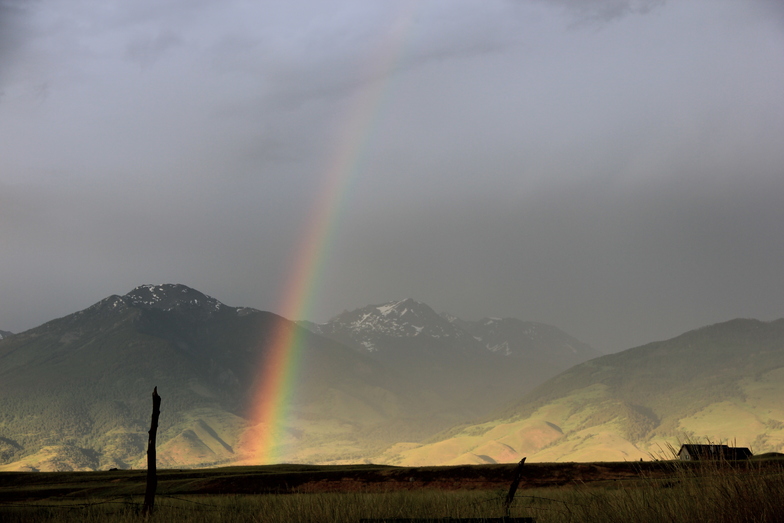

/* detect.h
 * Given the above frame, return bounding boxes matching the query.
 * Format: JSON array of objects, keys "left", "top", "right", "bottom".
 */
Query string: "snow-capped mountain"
[
  {"left": 0, "top": 284, "right": 412, "bottom": 471},
  {"left": 311, "top": 298, "right": 477, "bottom": 352},
  {"left": 0, "top": 284, "right": 602, "bottom": 471},
  {"left": 305, "top": 298, "right": 601, "bottom": 423},
  {"left": 73, "top": 284, "right": 262, "bottom": 324},
  {"left": 124, "top": 283, "right": 234, "bottom": 317},
  {"left": 306, "top": 298, "right": 600, "bottom": 366},
  {"left": 125, "top": 283, "right": 222, "bottom": 308}
]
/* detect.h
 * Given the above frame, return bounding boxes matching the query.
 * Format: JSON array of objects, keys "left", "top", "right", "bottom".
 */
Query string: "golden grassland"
[
  {"left": 383, "top": 369, "right": 784, "bottom": 467},
  {"left": 3, "top": 457, "right": 784, "bottom": 522}
]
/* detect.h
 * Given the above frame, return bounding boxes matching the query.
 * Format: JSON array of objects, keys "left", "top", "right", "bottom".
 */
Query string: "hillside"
[
  {"left": 306, "top": 299, "right": 602, "bottom": 417},
  {"left": 0, "top": 285, "right": 597, "bottom": 471},
  {"left": 310, "top": 299, "right": 599, "bottom": 366},
  {"left": 0, "top": 285, "right": 418, "bottom": 470},
  {"left": 375, "top": 318, "right": 784, "bottom": 465}
]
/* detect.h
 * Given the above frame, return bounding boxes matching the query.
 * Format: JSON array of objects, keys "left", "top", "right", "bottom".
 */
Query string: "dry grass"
[
  {"left": 550, "top": 459, "right": 784, "bottom": 522},
  {"left": 0, "top": 491, "right": 505, "bottom": 522},
  {"left": 4, "top": 459, "right": 784, "bottom": 522}
]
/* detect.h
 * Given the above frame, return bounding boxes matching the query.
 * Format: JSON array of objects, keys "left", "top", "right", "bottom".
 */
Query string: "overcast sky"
[{"left": 1, "top": 0, "right": 783, "bottom": 352}]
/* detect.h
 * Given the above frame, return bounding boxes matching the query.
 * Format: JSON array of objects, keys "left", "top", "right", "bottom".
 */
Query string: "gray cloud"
[
  {"left": 125, "top": 30, "right": 181, "bottom": 69},
  {"left": 0, "top": 0, "right": 783, "bottom": 352},
  {"left": 539, "top": 0, "right": 665, "bottom": 22},
  {"left": 0, "top": 0, "right": 32, "bottom": 79}
]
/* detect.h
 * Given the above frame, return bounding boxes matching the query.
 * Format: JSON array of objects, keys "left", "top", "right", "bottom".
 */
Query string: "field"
[{"left": 2, "top": 459, "right": 784, "bottom": 522}]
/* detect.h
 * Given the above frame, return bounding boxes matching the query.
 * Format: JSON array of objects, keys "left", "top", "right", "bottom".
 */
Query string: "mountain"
[
  {"left": 0, "top": 330, "right": 12, "bottom": 340},
  {"left": 0, "top": 285, "right": 419, "bottom": 471},
  {"left": 311, "top": 299, "right": 477, "bottom": 352},
  {"left": 375, "top": 318, "right": 784, "bottom": 465},
  {"left": 443, "top": 315, "right": 599, "bottom": 365},
  {"left": 0, "top": 286, "right": 597, "bottom": 471},
  {"left": 310, "top": 299, "right": 599, "bottom": 363},
  {"left": 304, "top": 299, "right": 601, "bottom": 419}
]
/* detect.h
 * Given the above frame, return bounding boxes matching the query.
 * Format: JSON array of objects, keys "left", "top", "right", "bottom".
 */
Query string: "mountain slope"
[
  {"left": 0, "top": 285, "right": 416, "bottom": 470},
  {"left": 0, "top": 286, "right": 601, "bottom": 471},
  {"left": 316, "top": 299, "right": 471, "bottom": 351},
  {"left": 306, "top": 299, "right": 601, "bottom": 420},
  {"left": 445, "top": 316, "right": 600, "bottom": 365},
  {"left": 376, "top": 318, "right": 784, "bottom": 465}
]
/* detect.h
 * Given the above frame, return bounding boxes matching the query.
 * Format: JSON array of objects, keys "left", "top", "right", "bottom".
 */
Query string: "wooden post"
[
  {"left": 142, "top": 387, "right": 161, "bottom": 516},
  {"left": 504, "top": 457, "right": 526, "bottom": 518}
]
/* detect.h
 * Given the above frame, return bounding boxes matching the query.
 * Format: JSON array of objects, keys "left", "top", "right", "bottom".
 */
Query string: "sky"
[{"left": 1, "top": 0, "right": 783, "bottom": 353}]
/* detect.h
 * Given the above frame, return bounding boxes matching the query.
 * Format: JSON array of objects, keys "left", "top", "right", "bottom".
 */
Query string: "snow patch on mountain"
[
  {"left": 487, "top": 341, "right": 512, "bottom": 356},
  {"left": 307, "top": 300, "right": 599, "bottom": 364},
  {"left": 125, "top": 284, "right": 224, "bottom": 312},
  {"left": 321, "top": 298, "right": 467, "bottom": 345},
  {"left": 117, "top": 284, "right": 256, "bottom": 321}
]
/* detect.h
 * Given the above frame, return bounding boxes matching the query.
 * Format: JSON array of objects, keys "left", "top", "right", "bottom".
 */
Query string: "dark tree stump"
[{"left": 142, "top": 387, "right": 161, "bottom": 516}]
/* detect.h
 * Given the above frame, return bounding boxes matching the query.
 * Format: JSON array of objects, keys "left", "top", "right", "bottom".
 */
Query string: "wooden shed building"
[{"left": 677, "top": 444, "right": 752, "bottom": 461}]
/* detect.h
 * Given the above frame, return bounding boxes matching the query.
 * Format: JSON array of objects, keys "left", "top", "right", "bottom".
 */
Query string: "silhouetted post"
[
  {"left": 504, "top": 457, "right": 526, "bottom": 518},
  {"left": 142, "top": 387, "right": 161, "bottom": 516}
]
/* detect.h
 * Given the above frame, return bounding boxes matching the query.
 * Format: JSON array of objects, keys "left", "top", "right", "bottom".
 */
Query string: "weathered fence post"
[
  {"left": 504, "top": 457, "right": 527, "bottom": 518},
  {"left": 142, "top": 386, "right": 161, "bottom": 516}
]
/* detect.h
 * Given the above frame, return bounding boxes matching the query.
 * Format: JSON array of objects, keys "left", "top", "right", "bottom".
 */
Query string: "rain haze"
[{"left": 1, "top": 0, "right": 783, "bottom": 352}]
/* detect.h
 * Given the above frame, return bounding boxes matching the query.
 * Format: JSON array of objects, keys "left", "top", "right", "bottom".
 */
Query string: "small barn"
[{"left": 677, "top": 444, "right": 752, "bottom": 461}]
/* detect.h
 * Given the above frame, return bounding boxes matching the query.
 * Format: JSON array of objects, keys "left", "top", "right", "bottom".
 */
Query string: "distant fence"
[{"left": 359, "top": 459, "right": 536, "bottom": 522}]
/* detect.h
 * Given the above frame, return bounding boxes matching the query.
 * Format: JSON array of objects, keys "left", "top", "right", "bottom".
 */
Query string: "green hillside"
[{"left": 376, "top": 318, "right": 784, "bottom": 465}]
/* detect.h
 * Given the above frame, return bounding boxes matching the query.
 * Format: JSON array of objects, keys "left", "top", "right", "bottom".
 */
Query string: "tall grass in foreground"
[
  {"left": 0, "top": 491, "right": 501, "bottom": 523},
  {"left": 550, "top": 459, "right": 784, "bottom": 523},
  {"left": 4, "top": 462, "right": 784, "bottom": 522}
]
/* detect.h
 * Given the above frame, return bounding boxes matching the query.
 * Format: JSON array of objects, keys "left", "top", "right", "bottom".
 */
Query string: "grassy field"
[{"left": 2, "top": 459, "right": 784, "bottom": 522}]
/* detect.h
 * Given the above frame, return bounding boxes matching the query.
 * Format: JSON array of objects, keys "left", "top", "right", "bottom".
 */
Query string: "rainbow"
[{"left": 244, "top": 3, "right": 417, "bottom": 465}]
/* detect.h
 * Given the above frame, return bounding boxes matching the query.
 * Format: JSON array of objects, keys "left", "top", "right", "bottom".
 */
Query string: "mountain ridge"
[
  {"left": 0, "top": 284, "right": 409, "bottom": 470},
  {"left": 0, "top": 284, "right": 599, "bottom": 471},
  {"left": 6, "top": 284, "right": 773, "bottom": 471},
  {"left": 375, "top": 317, "right": 784, "bottom": 466},
  {"left": 305, "top": 298, "right": 601, "bottom": 365},
  {"left": 301, "top": 298, "right": 602, "bottom": 422}
]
